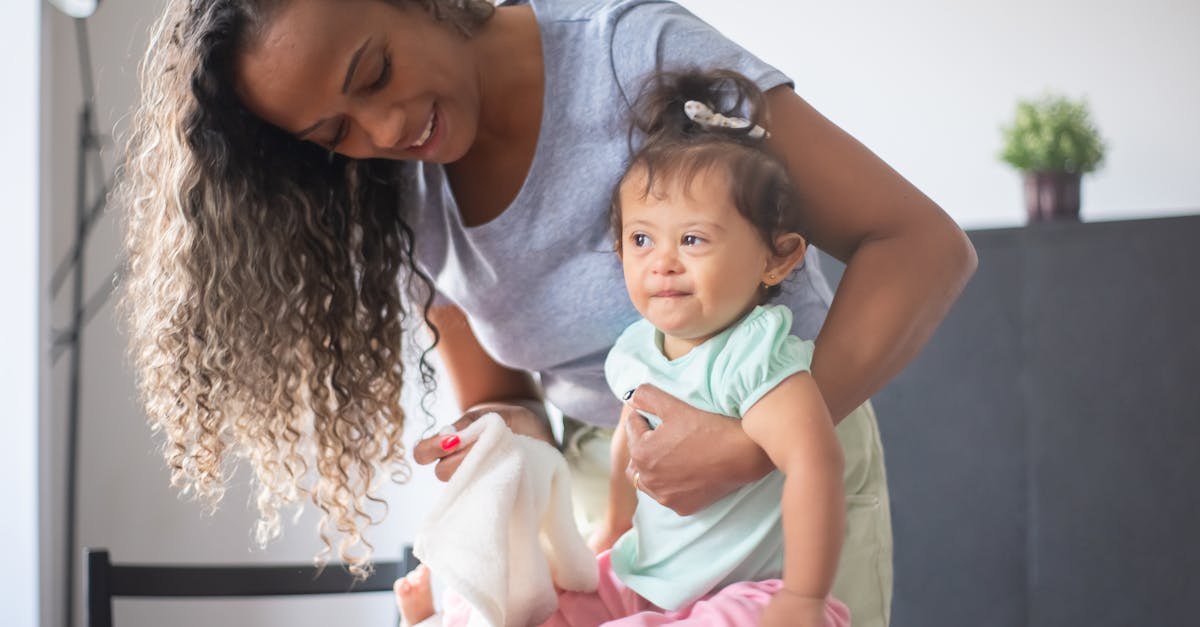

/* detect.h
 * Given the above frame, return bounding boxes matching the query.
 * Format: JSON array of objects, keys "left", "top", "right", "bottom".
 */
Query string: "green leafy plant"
[{"left": 1000, "top": 93, "right": 1106, "bottom": 173}]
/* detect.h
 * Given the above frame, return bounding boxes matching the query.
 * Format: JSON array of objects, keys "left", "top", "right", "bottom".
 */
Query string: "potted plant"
[{"left": 1000, "top": 93, "right": 1107, "bottom": 222}]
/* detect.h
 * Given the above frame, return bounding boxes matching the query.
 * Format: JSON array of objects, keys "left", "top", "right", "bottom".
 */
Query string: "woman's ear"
[{"left": 761, "top": 233, "right": 807, "bottom": 286}]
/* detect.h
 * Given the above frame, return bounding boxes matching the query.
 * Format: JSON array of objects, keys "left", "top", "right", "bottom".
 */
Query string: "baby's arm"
[
  {"left": 589, "top": 403, "right": 640, "bottom": 553},
  {"left": 741, "top": 372, "right": 845, "bottom": 626}
]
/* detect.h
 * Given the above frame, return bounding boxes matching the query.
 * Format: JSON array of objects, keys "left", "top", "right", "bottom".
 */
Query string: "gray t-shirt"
[{"left": 408, "top": 0, "right": 835, "bottom": 428}]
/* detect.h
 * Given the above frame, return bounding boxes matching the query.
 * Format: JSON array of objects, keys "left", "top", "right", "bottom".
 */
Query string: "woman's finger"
[
  {"left": 432, "top": 443, "right": 474, "bottom": 482},
  {"left": 624, "top": 405, "right": 652, "bottom": 442},
  {"left": 408, "top": 415, "right": 472, "bottom": 463},
  {"left": 626, "top": 459, "right": 656, "bottom": 501},
  {"left": 627, "top": 383, "right": 670, "bottom": 416},
  {"left": 412, "top": 433, "right": 448, "bottom": 466}
]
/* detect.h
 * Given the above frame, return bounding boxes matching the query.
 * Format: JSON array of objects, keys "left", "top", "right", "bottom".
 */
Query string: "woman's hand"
[
  {"left": 411, "top": 399, "right": 554, "bottom": 482},
  {"left": 623, "top": 384, "right": 774, "bottom": 516}
]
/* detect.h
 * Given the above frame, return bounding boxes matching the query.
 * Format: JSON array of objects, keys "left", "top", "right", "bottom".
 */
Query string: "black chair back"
[{"left": 85, "top": 546, "right": 419, "bottom": 627}]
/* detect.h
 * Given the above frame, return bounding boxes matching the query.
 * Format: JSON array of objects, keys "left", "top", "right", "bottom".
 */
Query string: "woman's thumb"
[{"left": 628, "top": 383, "right": 671, "bottom": 415}]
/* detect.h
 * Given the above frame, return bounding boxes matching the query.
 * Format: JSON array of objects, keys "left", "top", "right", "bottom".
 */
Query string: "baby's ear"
[{"left": 762, "top": 233, "right": 807, "bottom": 285}]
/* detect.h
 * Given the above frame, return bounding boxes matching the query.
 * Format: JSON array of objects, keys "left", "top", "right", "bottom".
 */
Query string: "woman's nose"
[{"left": 356, "top": 103, "right": 407, "bottom": 150}]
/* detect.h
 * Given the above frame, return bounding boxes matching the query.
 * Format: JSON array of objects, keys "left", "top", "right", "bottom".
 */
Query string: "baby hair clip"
[{"left": 683, "top": 100, "right": 769, "bottom": 139}]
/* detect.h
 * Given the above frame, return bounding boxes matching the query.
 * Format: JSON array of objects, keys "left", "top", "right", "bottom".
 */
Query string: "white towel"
[{"left": 414, "top": 414, "right": 598, "bottom": 627}]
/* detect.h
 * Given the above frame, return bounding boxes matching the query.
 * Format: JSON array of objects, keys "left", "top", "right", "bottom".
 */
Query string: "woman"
[{"left": 118, "top": 1, "right": 976, "bottom": 625}]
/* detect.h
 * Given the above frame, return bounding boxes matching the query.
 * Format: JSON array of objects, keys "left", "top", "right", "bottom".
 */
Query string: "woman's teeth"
[{"left": 410, "top": 112, "right": 435, "bottom": 148}]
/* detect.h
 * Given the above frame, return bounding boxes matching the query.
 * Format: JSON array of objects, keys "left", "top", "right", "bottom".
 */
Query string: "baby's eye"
[
  {"left": 681, "top": 234, "right": 704, "bottom": 246},
  {"left": 631, "top": 233, "right": 652, "bottom": 248}
]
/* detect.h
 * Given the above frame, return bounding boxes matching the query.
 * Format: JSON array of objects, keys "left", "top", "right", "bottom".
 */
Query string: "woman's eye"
[
  {"left": 369, "top": 52, "right": 392, "bottom": 92},
  {"left": 327, "top": 119, "right": 348, "bottom": 150},
  {"left": 631, "top": 233, "right": 651, "bottom": 248}
]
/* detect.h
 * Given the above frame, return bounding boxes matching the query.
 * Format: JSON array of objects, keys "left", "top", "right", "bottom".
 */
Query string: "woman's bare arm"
[
  {"left": 626, "top": 88, "right": 976, "bottom": 514},
  {"left": 411, "top": 304, "right": 553, "bottom": 480},
  {"left": 763, "top": 86, "right": 978, "bottom": 422}
]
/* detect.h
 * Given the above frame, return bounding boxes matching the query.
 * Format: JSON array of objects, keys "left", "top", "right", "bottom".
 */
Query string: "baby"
[{"left": 397, "top": 68, "right": 850, "bottom": 627}]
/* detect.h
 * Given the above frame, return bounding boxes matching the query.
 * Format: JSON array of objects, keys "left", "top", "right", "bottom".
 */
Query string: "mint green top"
[{"left": 603, "top": 305, "right": 815, "bottom": 610}]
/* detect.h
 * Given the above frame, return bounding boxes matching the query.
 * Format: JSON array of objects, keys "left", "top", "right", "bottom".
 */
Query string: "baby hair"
[{"left": 611, "top": 69, "right": 806, "bottom": 300}]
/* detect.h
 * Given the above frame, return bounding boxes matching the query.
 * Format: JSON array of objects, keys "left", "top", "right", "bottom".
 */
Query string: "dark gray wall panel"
[
  {"left": 882, "top": 231, "right": 1028, "bottom": 627},
  {"left": 818, "top": 231, "right": 1028, "bottom": 627},
  {"left": 818, "top": 214, "right": 1200, "bottom": 627},
  {"left": 1022, "top": 218, "right": 1200, "bottom": 627}
]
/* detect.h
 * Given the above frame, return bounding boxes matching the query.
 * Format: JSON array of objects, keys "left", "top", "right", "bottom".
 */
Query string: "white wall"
[
  {"left": 2, "top": 1, "right": 40, "bottom": 626},
  {"left": 39, "top": 0, "right": 1199, "bottom": 626},
  {"left": 678, "top": 0, "right": 1200, "bottom": 228}
]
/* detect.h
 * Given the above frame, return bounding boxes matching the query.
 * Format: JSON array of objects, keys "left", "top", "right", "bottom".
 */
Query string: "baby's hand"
[
  {"left": 760, "top": 589, "right": 829, "bottom": 627},
  {"left": 586, "top": 519, "right": 631, "bottom": 555}
]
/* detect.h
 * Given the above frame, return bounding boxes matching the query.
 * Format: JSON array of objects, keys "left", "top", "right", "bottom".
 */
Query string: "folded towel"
[{"left": 414, "top": 414, "right": 598, "bottom": 627}]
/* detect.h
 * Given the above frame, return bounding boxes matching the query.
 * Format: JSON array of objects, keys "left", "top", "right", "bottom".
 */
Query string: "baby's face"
[{"left": 617, "top": 167, "right": 772, "bottom": 352}]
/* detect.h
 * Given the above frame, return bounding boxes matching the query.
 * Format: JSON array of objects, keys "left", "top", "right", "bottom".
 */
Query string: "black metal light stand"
[{"left": 49, "top": 14, "right": 119, "bottom": 627}]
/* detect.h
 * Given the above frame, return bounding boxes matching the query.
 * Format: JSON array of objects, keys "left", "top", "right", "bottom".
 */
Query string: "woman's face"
[{"left": 235, "top": 0, "right": 481, "bottom": 162}]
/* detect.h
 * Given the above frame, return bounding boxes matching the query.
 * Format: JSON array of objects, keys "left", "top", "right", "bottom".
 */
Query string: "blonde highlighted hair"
[{"left": 116, "top": 0, "right": 493, "bottom": 574}]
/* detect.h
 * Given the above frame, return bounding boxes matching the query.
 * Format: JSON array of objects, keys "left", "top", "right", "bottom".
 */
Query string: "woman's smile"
[{"left": 398, "top": 103, "right": 444, "bottom": 158}]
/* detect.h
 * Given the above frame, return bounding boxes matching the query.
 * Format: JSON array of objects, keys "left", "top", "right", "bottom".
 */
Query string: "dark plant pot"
[{"left": 1024, "top": 171, "right": 1082, "bottom": 223}]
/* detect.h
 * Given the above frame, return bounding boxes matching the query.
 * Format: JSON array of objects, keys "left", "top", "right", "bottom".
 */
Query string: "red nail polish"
[{"left": 440, "top": 434, "right": 461, "bottom": 451}]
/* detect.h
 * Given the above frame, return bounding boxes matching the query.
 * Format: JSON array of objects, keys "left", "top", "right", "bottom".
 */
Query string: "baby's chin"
[{"left": 650, "top": 319, "right": 724, "bottom": 345}]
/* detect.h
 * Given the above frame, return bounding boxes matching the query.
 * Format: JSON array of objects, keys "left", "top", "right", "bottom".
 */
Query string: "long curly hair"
[{"left": 115, "top": 0, "right": 494, "bottom": 574}]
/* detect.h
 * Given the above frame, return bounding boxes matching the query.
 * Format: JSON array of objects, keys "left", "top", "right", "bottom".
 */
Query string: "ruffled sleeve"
[{"left": 712, "top": 305, "right": 815, "bottom": 417}]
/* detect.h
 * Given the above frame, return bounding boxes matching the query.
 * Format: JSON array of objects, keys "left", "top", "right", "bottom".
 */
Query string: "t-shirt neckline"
[{"left": 442, "top": 0, "right": 552, "bottom": 239}]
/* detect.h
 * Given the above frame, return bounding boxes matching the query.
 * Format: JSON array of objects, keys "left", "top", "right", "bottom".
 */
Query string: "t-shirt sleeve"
[
  {"left": 609, "top": 1, "right": 794, "bottom": 110},
  {"left": 714, "top": 306, "right": 815, "bottom": 417},
  {"left": 604, "top": 319, "right": 652, "bottom": 400}
]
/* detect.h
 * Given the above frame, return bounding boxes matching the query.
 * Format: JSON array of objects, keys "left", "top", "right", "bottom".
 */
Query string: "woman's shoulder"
[
  {"left": 529, "top": 0, "right": 714, "bottom": 44},
  {"left": 520, "top": 0, "right": 675, "bottom": 23}
]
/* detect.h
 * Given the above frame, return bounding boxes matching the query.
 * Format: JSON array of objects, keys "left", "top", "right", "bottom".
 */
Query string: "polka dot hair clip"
[{"left": 683, "top": 100, "right": 769, "bottom": 139}]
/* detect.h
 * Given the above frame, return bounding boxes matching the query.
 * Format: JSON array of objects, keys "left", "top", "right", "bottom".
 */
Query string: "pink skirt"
[{"left": 443, "top": 551, "right": 851, "bottom": 626}]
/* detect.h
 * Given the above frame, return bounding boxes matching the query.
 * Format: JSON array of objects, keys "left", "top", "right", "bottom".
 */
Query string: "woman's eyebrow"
[
  {"left": 340, "top": 37, "right": 372, "bottom": 94},
  {"left": 294, "top": 37, "right": 373, "bottom": 139}
]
